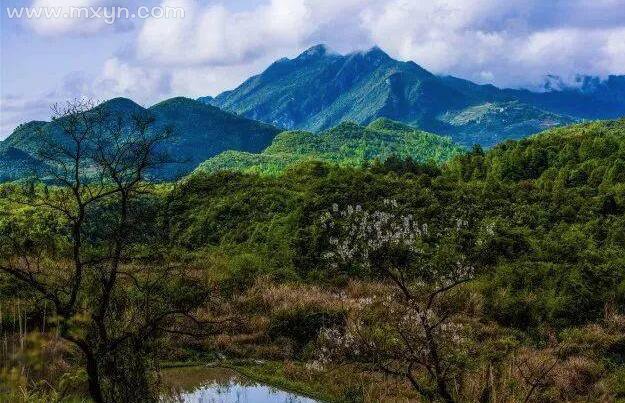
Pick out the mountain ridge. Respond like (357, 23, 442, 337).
(3, 45, 625, 182)
(201, 44, 625, 147)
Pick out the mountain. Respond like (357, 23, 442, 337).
(437, 100, 575, 146)
(194, 118, 463, 175)
(0, 97, 280, 181)
(146, 97, 280, 177)
(0, 146, 48, 182)
(440, 74, 625, 120)
(202, 45, 624, 147)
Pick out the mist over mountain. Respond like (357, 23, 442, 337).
(202, 45, 625, 147)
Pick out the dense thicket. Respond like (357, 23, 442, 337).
(170, 119, 625, 329)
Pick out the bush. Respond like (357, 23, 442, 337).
(268, 306, 346, 355)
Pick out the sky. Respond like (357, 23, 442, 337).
(1, 0, 625, 139)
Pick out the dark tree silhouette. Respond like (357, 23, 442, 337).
(0, 99, 215, 402)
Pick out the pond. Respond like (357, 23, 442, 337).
(160, 366, 319, 403)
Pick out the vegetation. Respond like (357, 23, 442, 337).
(196, 118, 463, 175)
(2, 117, 625, 402)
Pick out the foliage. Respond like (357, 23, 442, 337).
(195, 119, 463, 175)
(177, 119, 625, 329)
(2, 117, 625, 400)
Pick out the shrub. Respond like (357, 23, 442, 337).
(268, 306, 346, 355)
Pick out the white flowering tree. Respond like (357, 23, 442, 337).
(319, 201, 476, 403)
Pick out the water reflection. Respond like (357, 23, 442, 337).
(161, 366, 318, 403)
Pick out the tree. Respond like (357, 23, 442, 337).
(0, 99, 212, 402)
(318, 202, 477, 402)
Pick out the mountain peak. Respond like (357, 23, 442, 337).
(298, 44, 391, 61)
(364, 46, 390, 59)
(150, 97, 205, 110)
(207, 47, 625, 145)
(98, 97, 142, 109)
(298, 44, 330, 59)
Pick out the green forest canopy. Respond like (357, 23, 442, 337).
(195, 118, 463, 175)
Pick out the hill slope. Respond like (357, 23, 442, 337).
(438, 100, 575, 146)
(477, 118, 625, 184)
(147, 97, 280, 177)
(203, 45, 624, 147)
(0, 146, 48, 182)
(195, 118, 463, 175)
(0, 97, 280, 181)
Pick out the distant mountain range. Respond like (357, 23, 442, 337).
(194, 118, 463, 175)
(0, 97, 279, 181)
(201, 44, 625, 147)
(2, 44, 625, 183)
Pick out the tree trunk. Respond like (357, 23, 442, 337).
(86, 354, 105, 403)
(436, 378, 455, 403)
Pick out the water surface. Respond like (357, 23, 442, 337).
(161, 366, 318, 403)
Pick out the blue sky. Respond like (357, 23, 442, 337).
(1, 0, 625, 139)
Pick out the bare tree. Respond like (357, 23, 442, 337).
(0, 99, 214, 402)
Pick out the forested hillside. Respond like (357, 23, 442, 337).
(177, 119, 625, 316)
(196, 118, 463, 175)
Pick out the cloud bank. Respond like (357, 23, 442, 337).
(132, 0, 625, 89)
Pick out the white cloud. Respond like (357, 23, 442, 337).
(93, 57, 277, 103)
(137, 0, 306, 66)
(602, 28, 625, 73)
(362, 0, 625, 87)
(136, 0, 371, 66)
(96, 58, 171, 103)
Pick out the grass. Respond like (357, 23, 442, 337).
(229, 361, 337, 402)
